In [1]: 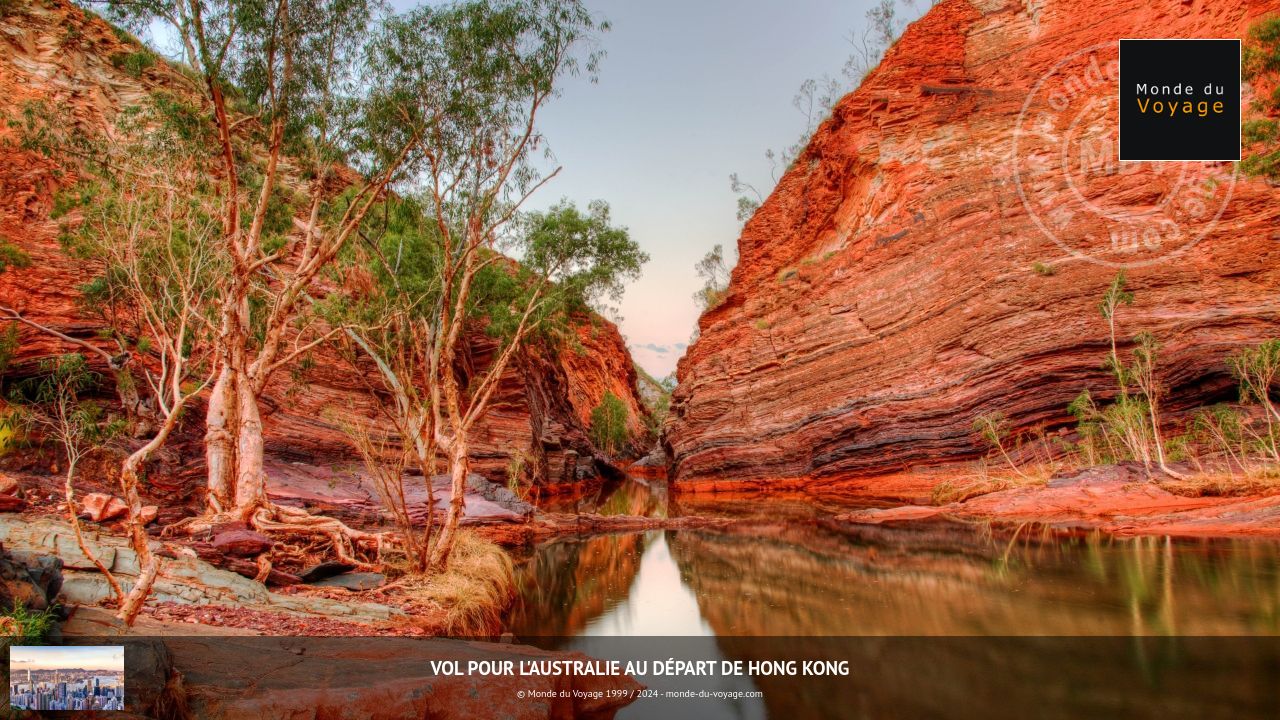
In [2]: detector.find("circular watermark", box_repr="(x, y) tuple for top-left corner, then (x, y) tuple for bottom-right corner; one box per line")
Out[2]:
(1013, 43), (1238, 267)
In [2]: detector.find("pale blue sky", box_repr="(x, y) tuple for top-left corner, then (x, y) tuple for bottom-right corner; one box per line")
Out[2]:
(502, 0), (891, 377)
(10, 645), (124, 671)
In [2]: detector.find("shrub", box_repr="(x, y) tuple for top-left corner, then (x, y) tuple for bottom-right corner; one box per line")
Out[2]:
(388, 531), (514, 636)
(1227, 339), (1280, 461)
(590, 391), (629, 455)
(973, 411), (1027, 478)
(0, 601), (58, 642)
(109, 50), (155, 79)
(1031, 261), (1056, 276)
(0, 239), (31, 273)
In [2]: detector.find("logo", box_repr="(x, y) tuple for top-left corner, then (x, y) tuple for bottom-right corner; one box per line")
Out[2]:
(1013, 43), (1238, 268)
(1119, 39), (1241, 161)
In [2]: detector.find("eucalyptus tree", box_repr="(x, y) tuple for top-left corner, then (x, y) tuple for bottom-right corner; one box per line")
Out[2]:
(97, 0), (427, 544)
(346, 197), (645, 571)
(10, 94), (228, 623)
(65, 111), (227, 623)
(11, 355), (126, 605)
(93, 0), (631, 572)
(333, 0), (636, 569)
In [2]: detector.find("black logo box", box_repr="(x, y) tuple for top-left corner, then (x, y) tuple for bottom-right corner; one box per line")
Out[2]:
(1119, 38), (1241, 162)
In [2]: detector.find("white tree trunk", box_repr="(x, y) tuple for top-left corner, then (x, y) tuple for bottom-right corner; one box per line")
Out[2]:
(430, 438), (469, 571)
(204, 368), (236, 512)
(233, 376), (267, 519)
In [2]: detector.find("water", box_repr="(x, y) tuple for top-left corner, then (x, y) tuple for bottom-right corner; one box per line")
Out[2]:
(506, 477), (1280, 718)
(511, 477), (1280, 637)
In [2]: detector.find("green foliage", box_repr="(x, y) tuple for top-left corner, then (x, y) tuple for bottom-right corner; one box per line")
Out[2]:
(518, 200), (646, 323)
(505, 448), (532, 500)
(693, 243), (731, 311)
(10, 354), (98, 406)
(972, 410), (1031, 477)
(240, 170), (296, 250)
(7, 354), (125, 460)
(0, 239), (30, 273)
(1243, 16), (1280, 180)
(0, 323), (17, 377)
(1191, 404), (1248, 462)
(973, 411), (1011, 448)
(590, 391), (629, 456)
(1243, 17), (1280, 79)
(1228, 339), (1280, 405)
(149, 92), (216, 149)
(109, 49), (156, 78)
(0, 601), (59, 642)
(1098, 271), (1134, 322)
(347, 194), (643, 358)
(1243, 118), (1278, 145)
(1227, 339), (1280, 461)
(1065, 275), (1182, 471)
(634, 365), (673, 438)
(1031, 261), (1056, 277)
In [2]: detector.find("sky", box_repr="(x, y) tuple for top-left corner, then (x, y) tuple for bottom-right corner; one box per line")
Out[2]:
(9, 646), (125, 671)
(144, 0), (895, 379)
(388, 0), (891, 377)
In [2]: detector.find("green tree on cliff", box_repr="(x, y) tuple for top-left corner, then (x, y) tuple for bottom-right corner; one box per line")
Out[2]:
(330, 0), (641, 570)
(590, 391), (630, 456)
(692, 243), (731, 311)
(1242, 16), (1280, 179)
(341, 194), (644, 571)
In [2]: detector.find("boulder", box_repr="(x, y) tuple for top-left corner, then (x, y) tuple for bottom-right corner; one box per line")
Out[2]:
(0, 544), (63, 612)
(0, 494), (26, 512)
(465, 473), (535, 519)
(136, 505), (159, 525)
(210, 529), (273, 557)
(80, 493), (128, 523)
(0, 474), (20, 495)
(310, 572), (386, 591)
(299, 561), (355, 583)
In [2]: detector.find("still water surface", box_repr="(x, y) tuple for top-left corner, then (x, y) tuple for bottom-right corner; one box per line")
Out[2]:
(507, 477), (1280, 718)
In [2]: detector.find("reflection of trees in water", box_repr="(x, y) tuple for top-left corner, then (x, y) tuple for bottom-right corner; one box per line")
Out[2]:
(538, 476), (667, 518)
(667, 526), (1280, 719)
(666, 524), (1280, 636)
(507, 532), (651, 638)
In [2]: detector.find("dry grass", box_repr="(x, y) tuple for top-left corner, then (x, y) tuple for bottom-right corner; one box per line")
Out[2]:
(931, 462), (1057, 505)
(387, 530), (515, 636)
(1158, 465), (1280, 498)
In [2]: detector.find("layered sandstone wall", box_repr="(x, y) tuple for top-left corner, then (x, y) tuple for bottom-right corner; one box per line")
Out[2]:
(667, 0), (1280, 486)
(0, 0), (648, 491)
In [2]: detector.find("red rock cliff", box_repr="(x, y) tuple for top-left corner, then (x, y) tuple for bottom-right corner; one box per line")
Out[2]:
(667, 0), (1280, 487)
(0, 0), (648, 490)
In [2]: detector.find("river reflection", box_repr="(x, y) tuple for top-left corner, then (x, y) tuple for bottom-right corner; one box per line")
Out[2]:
(513, 478), (1280, 638)
(507, 479), (1280, 718)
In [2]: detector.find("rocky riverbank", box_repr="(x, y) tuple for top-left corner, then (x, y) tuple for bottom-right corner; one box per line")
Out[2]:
(833, 465), (1280, 539)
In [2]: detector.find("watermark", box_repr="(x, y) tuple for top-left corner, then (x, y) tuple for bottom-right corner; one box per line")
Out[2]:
(1013, 43), (1238, 268)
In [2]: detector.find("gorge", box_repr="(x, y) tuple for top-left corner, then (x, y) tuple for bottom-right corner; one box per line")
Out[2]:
(0, 0), (1277, 717)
